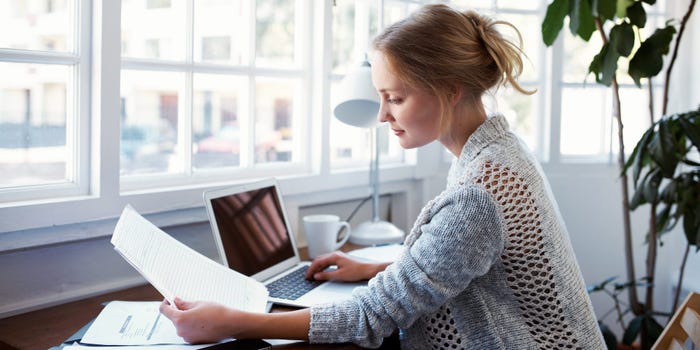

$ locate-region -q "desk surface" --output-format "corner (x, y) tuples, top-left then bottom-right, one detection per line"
(0, 284), (374, 350)
(0, 245), (398, 349)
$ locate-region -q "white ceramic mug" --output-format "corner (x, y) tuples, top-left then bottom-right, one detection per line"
(303, 214), (352, 259)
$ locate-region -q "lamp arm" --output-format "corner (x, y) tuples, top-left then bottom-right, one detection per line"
(370, 127), (380, 222)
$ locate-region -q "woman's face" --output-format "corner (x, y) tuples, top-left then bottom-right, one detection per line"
(371, 53), (442, 150)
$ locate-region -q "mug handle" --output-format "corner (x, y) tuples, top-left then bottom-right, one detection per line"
(334, 221), (352, 250)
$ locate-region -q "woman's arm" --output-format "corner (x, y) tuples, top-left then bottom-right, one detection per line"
(159, 298), (310, 344)
(305, 251), (391, 282)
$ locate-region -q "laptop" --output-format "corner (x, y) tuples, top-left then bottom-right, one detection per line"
(203, 178), (366, 308)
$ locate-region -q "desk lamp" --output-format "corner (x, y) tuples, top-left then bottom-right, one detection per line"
(333, 60), (404, 246)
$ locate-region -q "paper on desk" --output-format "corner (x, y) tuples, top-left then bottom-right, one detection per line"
(347, 244), (404, 263)
(111, 205), (268, 313)
(81, 301), (190, 345)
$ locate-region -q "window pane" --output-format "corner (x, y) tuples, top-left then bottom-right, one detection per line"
(562, 26), (606, 83)
(193, 74), (248, 169)
(331, 118), (372, 164)
(332, 0), (379, 74)
(255, 78), (298, 164)
(450, 0), (496, 10)
(496, 0), (541, 10)
(490, 86), (539, 152)
(0, 62), (71, 188)
(560, 87), (610, 157)
(383, 1), (419, 28)
(120, 70), (181, 175)
(613, 87), (659, 155)
(256, 0), (296, 67)
(194, 1), (248, 64)
(500, 14), (540, 81)
(121, 0), (186, 60)
(0, 0), (74, 52)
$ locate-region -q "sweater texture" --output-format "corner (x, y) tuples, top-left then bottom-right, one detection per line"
(308, 114), (605, 349)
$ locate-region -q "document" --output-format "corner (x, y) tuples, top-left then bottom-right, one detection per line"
(347, 243), (404, 263)
(111, 205), (269, 313)
(81, 301), (194, 345)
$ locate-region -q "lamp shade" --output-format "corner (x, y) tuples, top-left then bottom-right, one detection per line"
(332, 61), (380, 128)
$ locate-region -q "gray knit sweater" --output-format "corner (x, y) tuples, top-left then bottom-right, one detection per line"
(308, 114), (605, 349)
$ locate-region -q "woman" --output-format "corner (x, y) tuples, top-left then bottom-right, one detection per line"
(160, 4), (605, 349)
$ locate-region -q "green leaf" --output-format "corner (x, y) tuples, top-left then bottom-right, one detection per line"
(642, 168), (662, 204)
(657, 119), (680, 178)
(626, 124), (654, 186)
(683, 195), (700, 247)
(629, 25), (677, 86)
(571, 0), (596, 40)
(630, 186), (647, 209)
(623, 315), (643, 344)
(659, 179), (677, 204)
(543, 0), (571, 46)
(589, 43), (619, 86)
(627, 2), (647, 28)
(588, 276), (618, 293)
(616, 0), (634, 18)
(642, 315), (664, 345)
(655, 204), (672, 233)
(610, 23), (635, 56)
(677, 112), (700, 150)
(598, 322), (619, 349)
(595, 0), (617, 21)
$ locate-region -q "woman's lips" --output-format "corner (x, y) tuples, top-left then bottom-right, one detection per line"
(392, 129), (404, 136)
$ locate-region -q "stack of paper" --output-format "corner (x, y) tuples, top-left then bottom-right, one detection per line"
(63, 205), (274, 349)
(63, 301), (271, 349)
(111, 205), (269, 313)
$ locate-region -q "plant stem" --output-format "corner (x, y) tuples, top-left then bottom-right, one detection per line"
(672, 243), (691, 313)
(612, 292), (627, 331)
(595, 17), (642, 315)
(663, 0), (697, 115)
(648, 80), (655, 125)
(645, 203), (658, 312)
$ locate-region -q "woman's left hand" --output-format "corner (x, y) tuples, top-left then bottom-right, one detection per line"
(159, 297), (242, 344)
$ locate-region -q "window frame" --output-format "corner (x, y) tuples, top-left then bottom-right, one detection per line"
(1, 0), (680, 248)
(0, 0), (422, 238)
(0, 0), (92, 203)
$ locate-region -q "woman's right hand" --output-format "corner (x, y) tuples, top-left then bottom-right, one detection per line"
(305, 251), (390, 282)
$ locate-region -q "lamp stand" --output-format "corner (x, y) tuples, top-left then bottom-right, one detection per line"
(349, 127), (405, 246)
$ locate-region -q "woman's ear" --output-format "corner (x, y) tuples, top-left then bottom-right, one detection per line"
(450, 86), (463, 106)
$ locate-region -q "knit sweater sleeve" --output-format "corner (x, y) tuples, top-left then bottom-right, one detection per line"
(308, 184), (504, 348)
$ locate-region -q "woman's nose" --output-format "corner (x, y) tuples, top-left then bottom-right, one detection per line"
(377, 102), (390, 123)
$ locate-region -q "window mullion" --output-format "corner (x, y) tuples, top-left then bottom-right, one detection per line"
(547, 31), (564, 165)
(182, 0), (195, 175)
(95, 0), (121, 199)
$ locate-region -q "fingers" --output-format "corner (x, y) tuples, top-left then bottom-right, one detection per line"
(306, 252), (343, 279)
(173, 297), (193, 310)
(159, 298), (179, 319)
(311, 269), (339, 281)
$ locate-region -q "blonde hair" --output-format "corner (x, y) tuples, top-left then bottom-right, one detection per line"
(372, 4), (534, 121)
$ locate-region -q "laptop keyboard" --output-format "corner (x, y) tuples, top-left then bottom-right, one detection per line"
(267, 265), (323, 301)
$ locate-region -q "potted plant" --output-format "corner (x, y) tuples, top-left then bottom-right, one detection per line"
(540, 0), (699, 349)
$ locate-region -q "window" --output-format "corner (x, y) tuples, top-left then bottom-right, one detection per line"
(556, 1), (667, 162)
(450, 0), (545, 159)
(0, 0), (88, 201)
(1, 0), (678, 237)
(120, 0), (306, 189)
(329, 0), (414, 169)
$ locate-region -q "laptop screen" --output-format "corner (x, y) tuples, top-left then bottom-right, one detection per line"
(209, 184), (295, 277)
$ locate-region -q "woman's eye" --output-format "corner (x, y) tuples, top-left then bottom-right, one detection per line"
(386, 97), (402, 104)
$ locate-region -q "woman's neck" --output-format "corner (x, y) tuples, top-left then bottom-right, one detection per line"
(439, 101), (487, 157)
